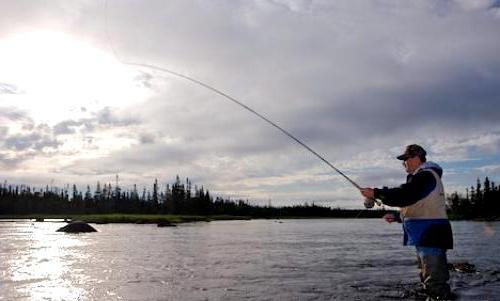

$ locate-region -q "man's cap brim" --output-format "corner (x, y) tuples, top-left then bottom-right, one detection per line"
(397, 154), (409, 160)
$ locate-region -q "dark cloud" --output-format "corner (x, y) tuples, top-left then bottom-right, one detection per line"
(94, 106), (139, 127)
(4, 133), (60, 151)
(100, 0), (500, 155)
(134, 72), (153, 88)
(0, 118), (61, 167)
(52, 106), (141, 136)
(139, 132), (156, 144)
(53, 120), (82, 135)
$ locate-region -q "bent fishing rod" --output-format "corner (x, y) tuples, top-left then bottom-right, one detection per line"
(121, 62), (379, 207)
(134, 63), (360, 180)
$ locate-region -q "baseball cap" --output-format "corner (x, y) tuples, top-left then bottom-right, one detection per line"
(397, 144), (427, 160)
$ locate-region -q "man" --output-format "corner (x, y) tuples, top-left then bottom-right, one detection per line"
(360, 144), (453, 300)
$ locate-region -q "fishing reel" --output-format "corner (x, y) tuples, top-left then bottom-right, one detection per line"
(363, 198), (381, 209)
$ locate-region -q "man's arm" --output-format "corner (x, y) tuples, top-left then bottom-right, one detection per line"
(373, 170), (437, 207)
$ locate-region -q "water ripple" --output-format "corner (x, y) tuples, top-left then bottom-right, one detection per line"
(1, 219), (499, 300)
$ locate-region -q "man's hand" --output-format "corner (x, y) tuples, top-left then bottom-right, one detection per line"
(359, 187), (375, 199)
(383, 213), (397, 223)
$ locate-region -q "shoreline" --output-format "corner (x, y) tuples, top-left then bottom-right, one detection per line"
(1, 214), (497, 224)
(0, 214), (251, 224)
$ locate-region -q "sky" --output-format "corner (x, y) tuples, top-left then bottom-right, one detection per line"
(1, 0), (500, 208)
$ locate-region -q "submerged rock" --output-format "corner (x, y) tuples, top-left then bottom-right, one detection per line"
(448, 261), (476, 273)
(157, 221), (177, 227)
(56, 221), (97, 233)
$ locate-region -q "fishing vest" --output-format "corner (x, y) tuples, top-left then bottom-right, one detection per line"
(400, 168), (447, 220)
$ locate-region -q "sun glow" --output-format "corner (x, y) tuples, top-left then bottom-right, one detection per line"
(0, 30), (150, 124)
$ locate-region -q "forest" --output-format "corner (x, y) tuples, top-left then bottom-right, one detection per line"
(0, 175), (388, 218)
(0, 175), (498, 220)
(447, 176), (500, 220)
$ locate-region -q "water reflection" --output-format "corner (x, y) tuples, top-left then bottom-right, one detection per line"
(1, 220), (499, 300)
(5, 222), (87, 301)
(482, 222), (496, 237)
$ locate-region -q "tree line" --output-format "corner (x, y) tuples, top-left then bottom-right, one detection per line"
(6, 175), (495, 220)
(0, 175), (389, 218)
(447, 176), (500, 220)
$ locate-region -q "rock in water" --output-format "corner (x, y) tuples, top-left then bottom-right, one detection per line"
(157, 221), (177, 227)
(56, 221), (97, 233)
(448, 261), (476, 273)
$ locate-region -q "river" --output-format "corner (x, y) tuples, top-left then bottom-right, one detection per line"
(0, 219), (499, 300)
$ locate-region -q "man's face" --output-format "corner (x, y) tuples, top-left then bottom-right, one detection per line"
(403, 156), (421, 174)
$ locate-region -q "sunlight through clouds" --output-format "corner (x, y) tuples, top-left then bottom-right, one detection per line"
(0, 30), (151, 125)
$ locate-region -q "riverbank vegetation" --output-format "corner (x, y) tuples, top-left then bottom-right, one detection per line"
(447, 177), (500, 221)
(0, 213), (248, 224)
(1, 175), (497, 221)
(0, 175), (390, 221)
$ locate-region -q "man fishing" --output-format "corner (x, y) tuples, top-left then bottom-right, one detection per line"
(359, 144), (453, 301)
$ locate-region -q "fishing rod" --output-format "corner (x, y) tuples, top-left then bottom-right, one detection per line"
(104, 1), (379, 207)
(121, 62), (380, 208)
(128, 62), (363, 187)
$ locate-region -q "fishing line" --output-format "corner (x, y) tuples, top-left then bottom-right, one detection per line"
(104, 1), (379, 206)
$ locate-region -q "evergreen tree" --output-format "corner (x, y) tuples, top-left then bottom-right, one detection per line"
(72, 184), (78, 201)
(85, 185), (92, 201)
(153, 178), (158, 204)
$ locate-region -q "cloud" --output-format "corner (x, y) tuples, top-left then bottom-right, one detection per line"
(3, 131), (60, 152)
(477, 164), (500, 175)
(92, 0), (500, 201)
(53, 120), (83, 135)
(134, 72), (154, 88)
(52, 106), (141, 135)
(0, 82), (23, 94)
(0, 107), (30, 122)
(94, 106), (139, 127)
(0, 126), (8, 138)
(0, 152), (25, 168)
(139, 132), (156, 144)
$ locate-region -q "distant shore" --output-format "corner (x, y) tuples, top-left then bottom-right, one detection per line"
(0, 214), (251, 224)
(0, 213), (386, 224)
(2, 213), (495, 224)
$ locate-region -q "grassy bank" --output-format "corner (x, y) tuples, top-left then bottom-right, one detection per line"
(446, 211), (500, 221)
(0, 214), (251, 224)
(1, 213), (497, 224)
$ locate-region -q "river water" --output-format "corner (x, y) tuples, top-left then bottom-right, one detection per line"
(0, 219), (499, 301)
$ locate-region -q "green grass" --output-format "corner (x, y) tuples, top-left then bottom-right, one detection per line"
(0, 214), (251, 224)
